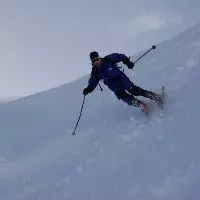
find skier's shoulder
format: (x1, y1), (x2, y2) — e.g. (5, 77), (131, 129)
(90, 66), (100, 80)
(104, 53), (127, 63)
(91, 65), (97, 74)
(103, 53), (119, 59)
(103, 53), (120, 63)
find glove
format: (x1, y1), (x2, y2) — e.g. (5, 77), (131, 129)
(127, 61), (134, 69)
(83, 87), (90, 96)
(122, 57), (134, 69)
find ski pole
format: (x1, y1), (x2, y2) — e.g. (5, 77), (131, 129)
(98, 83), (103, 91)
(72, 95), (86, 135)
(133, 45), (156, 65)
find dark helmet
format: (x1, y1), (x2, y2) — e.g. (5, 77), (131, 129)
(89, 51), (99, 61)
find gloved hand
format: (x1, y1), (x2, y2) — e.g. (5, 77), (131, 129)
(122, 57), (134, 69)
(126, 61), (134, 69)
(83, 87), (90, 96)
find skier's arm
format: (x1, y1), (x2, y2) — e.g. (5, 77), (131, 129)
(83, 71), (99, 96)
(105, 53), (134, 69)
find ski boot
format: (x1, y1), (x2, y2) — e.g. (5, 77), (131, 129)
(132, 98), (148, 114)
(146, 91), (163, 106)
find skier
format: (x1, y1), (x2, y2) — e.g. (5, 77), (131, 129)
(83, 51), (162, 113)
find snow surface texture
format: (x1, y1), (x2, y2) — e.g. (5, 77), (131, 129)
(0, 24), (200, 200)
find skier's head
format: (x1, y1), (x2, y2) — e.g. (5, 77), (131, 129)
(90, 51), (102, 67)
(90, 51), (99, 60)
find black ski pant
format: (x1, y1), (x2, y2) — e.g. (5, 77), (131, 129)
(115, 85), (150, 106)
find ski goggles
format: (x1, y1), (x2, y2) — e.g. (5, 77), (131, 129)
(91, 57), (101, 65)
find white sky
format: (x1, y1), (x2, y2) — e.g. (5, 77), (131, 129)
(0, 0), (200, 98)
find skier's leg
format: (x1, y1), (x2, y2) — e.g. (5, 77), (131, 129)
(119, 73), (155, 99)
(128, 85), (163, 104)
(108, 74), (148, 111)
(128, 85), (148, 97)
(115, 90), (148, 112)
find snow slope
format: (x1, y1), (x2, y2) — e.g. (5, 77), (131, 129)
(0, 24), (200, 200)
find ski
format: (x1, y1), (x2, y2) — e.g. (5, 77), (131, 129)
(146, 86), (166, 116)
(160, 85), (165, 111)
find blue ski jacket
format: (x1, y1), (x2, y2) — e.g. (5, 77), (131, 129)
(87, 53), (133, 93)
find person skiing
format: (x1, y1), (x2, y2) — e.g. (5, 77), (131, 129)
(83, 51), (162, 113)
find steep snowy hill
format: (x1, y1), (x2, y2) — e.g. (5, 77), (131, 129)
(0, 24), (200, 200)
